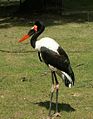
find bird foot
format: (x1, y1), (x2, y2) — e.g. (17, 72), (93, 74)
(54, 112), (61, 117)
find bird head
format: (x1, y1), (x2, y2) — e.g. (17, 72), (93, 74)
(18, 20), (45, 42)
(18, 24), (38, 42)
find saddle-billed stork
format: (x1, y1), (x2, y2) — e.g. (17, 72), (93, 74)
(19, 21), (75, 118)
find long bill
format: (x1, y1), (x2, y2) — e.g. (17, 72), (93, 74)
(18, 34), (30, 42)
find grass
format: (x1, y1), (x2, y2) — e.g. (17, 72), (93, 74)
(0, 13), (93, 119)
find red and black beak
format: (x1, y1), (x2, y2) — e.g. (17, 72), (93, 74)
(18, 25), (38, 42)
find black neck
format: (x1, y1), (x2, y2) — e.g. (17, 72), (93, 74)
(30, 26), (45, 48)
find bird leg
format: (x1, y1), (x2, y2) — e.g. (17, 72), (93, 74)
(48, 72), (55, 118)
(55, 85), (59, 113)
(48, 72), (61, 119)
(54, 86), (61, 117)
(53, 72), (61, 117)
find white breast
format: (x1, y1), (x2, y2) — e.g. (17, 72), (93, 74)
(35, 37), (59, 53)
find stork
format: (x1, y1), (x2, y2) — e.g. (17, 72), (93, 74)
(18, 21), (75, 119)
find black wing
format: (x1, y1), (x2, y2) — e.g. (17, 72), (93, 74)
(40, 46), (69, 71)
(40, 46), (75, 83)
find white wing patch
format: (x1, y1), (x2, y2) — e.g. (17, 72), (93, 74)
(35, 37), (59, 53)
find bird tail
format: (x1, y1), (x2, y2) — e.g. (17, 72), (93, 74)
(56, 70), (75, 88)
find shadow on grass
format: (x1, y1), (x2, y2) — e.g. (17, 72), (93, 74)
(34, 101), (75, 112)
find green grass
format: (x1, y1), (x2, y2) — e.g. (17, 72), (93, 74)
(0, 14), (93, 119)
